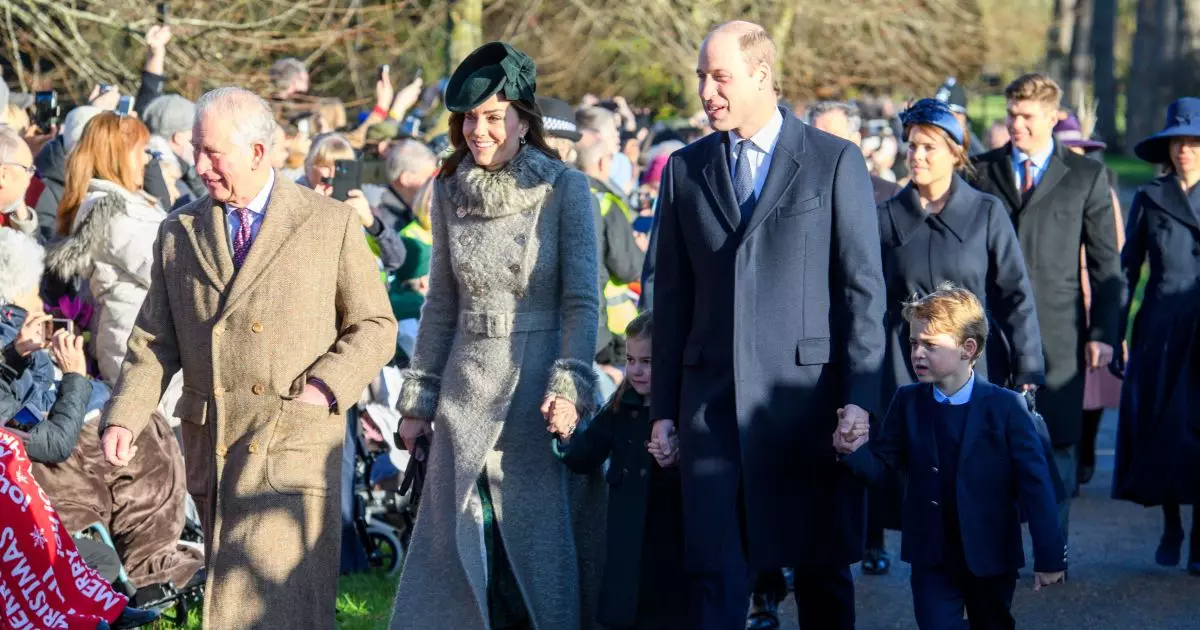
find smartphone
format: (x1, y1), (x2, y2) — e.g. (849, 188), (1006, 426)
(157, 2), (169, 24)
(330, 159), (362, 202)
(33, 91), (59, 133)
(115, 95), (134, 116)
(42, 318), (76, 340)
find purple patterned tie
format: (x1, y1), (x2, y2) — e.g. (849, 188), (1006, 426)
(231, 207), (253, 269)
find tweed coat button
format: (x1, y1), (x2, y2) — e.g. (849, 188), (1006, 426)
(252, 383), (265, 395)
(251, 321), (264, 333)
(509, 264), (521, 274)
(456, 207), (467, 218)
(248, 442), (259, 454)
(515, 234), (526, 246)
(213, 325), (224, 337)
(213, 388), (223, 398)
(217, 446), (228, 457)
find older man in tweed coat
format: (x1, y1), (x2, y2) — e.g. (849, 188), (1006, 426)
(99, 87), (396, 629)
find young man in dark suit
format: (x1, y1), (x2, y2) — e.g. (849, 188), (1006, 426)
(649, 20), (886, 630)
(968, 74), (1123, 553)
(836, 285), (1066, 629)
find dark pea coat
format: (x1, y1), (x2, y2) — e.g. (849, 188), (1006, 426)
(970, 143), (1123, 446)
(1113, 175), (1200, 506)
(651, 109), (887, 571)
(877, 176), (1044, 397)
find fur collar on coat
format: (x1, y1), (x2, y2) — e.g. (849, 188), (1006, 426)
(442, 146), (568, 219)
(46, 179), (163, 282)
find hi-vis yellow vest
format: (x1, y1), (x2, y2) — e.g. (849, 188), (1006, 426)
(597, 191), (639, 336)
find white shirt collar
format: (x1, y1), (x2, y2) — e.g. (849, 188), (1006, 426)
(728, 108), (784, 156)
(933, 371), (975, 406)
(1012, 142), (1054, 169)
(229, 169), (275, 215)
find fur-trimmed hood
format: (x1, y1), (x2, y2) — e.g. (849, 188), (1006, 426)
(46, 179), (164, 282)
(441, 146), (568, 219)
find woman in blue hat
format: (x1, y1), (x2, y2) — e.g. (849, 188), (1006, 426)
(390, 42), (605, 629)
(864, 98), (1046, 574)
(1113, 97), (1200, 575)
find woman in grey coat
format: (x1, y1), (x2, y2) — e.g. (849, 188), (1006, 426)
(390, 42), (602, 629)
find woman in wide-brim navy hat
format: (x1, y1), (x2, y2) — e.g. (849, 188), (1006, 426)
(1114, 97), (1200, 575)
(389, 42), (606, 628)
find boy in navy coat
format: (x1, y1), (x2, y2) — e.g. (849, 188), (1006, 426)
(834, 284), (1065, 629)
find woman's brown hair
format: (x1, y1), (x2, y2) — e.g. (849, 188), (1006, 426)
(440, 98), (559, 177)
(57, 113), (151, 236)
(904, 122), (975, 179)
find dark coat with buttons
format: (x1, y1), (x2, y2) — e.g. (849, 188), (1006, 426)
(844, 379), (1067, 577)
(558, 388), (686, 629)
(877, 177), (1044, 398)
(970, 143), (1124, 447)
(652, 109), (887, 571)
(1113, 175), (1200, 506)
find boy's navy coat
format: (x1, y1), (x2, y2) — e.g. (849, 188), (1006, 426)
(844, 378), (1067, 576)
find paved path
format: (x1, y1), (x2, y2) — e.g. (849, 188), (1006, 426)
(775, 409), (1199, 629)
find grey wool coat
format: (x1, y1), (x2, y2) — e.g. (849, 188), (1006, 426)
(102, 176), (397, 629)
(389, 146), (603, 630)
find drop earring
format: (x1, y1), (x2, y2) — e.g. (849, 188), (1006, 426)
(520, 136), (527, 145)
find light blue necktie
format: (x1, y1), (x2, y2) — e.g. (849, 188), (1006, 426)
(733, 139), (756, 226)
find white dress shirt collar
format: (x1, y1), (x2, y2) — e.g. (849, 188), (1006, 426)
(933, 371), (975, 406)
(728, 108), (785, 159)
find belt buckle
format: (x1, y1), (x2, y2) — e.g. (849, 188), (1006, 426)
(486, 312), (508, 337)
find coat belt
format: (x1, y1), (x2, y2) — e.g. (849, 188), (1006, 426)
(459, 310), (560, 338)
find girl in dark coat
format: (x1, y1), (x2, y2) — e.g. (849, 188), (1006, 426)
(863, 99), (1045, 574)
(549, 311), (687, 630)
(1114, 97), (1200, 575)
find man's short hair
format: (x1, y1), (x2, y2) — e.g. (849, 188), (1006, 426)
(385, 139), (437, 183)
(709, 21), (779, 93)
(0, 229), (45, 305)
(807, 101), (862, 134)
(142, 94), (196, 139)
(575, 138), (611, 173)
(1004, 73), (1062, 108)
(269, 58), (308, 92)
(575, 106), (617, 135)
(901, 282), (989, 361)
(0, 125), (26, 163)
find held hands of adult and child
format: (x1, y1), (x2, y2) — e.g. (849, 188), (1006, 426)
(829, 406), (1065, 591)
(538, 394), (681, 468)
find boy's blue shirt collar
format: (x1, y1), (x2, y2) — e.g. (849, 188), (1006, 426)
(932, 371), (975, 406)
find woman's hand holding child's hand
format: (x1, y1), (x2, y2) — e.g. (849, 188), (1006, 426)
(648, 419), (680, 467)
(541, 396), (578, 441)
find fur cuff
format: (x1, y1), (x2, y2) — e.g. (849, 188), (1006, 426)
(397, 371), (442, 419)
(546, 359), (599, 418)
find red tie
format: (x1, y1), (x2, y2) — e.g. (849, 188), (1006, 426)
(1022, 159), (1035, 194)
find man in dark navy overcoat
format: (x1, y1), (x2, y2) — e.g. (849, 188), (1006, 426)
(649, 20), (887, 630)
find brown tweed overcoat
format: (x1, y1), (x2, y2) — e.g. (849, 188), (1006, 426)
(102, 175), (397, 629)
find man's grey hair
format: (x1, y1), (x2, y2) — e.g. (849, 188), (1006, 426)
(143, 94), (196, 139)
(269, 58), (308, 92)
(807, 101), (862, 135)
(385, 139), (436, 183)
(575, 138), (611, 173)
(576, 106), (618, 134)
(0, 229), (45, 305)
(195, 87), (276, 151)
(0, 125), (25, 163)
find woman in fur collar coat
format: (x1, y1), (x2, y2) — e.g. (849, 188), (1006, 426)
(391, 42), (602, 630)
(46, 113), (166, 384)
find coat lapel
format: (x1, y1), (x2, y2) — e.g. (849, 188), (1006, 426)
(220, 178), (317, 318)
(1023, 144), (1069, 212)
(934, 175), (976, 243)
(990, 146), (1022, 212)
(182, 197), (235, 293)
(701, 133), (742, 233)
(890, 184), (928, 246)
(743, 110), (803, 237)
(1146, 176), (1200, 234)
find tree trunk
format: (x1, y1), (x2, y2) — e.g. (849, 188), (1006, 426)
(1066, 0), (1094, 111)
(1125, 0), (1200, 151)
(447, 0), (483, 76)
(1092, 0), (1119, 146)
(1046, 0), (1077, 87)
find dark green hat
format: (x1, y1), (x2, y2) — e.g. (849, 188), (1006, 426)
(444, 42), (537, 113)
(394, 236), (431, 282)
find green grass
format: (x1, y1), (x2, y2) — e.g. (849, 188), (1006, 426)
(1104, 154), (1157, 187)
(158, 571), (400, 629)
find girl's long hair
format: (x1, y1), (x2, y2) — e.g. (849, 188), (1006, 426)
(57, 113), (150, 236)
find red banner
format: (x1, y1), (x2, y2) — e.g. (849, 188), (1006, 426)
(0, 429), (126, 630)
